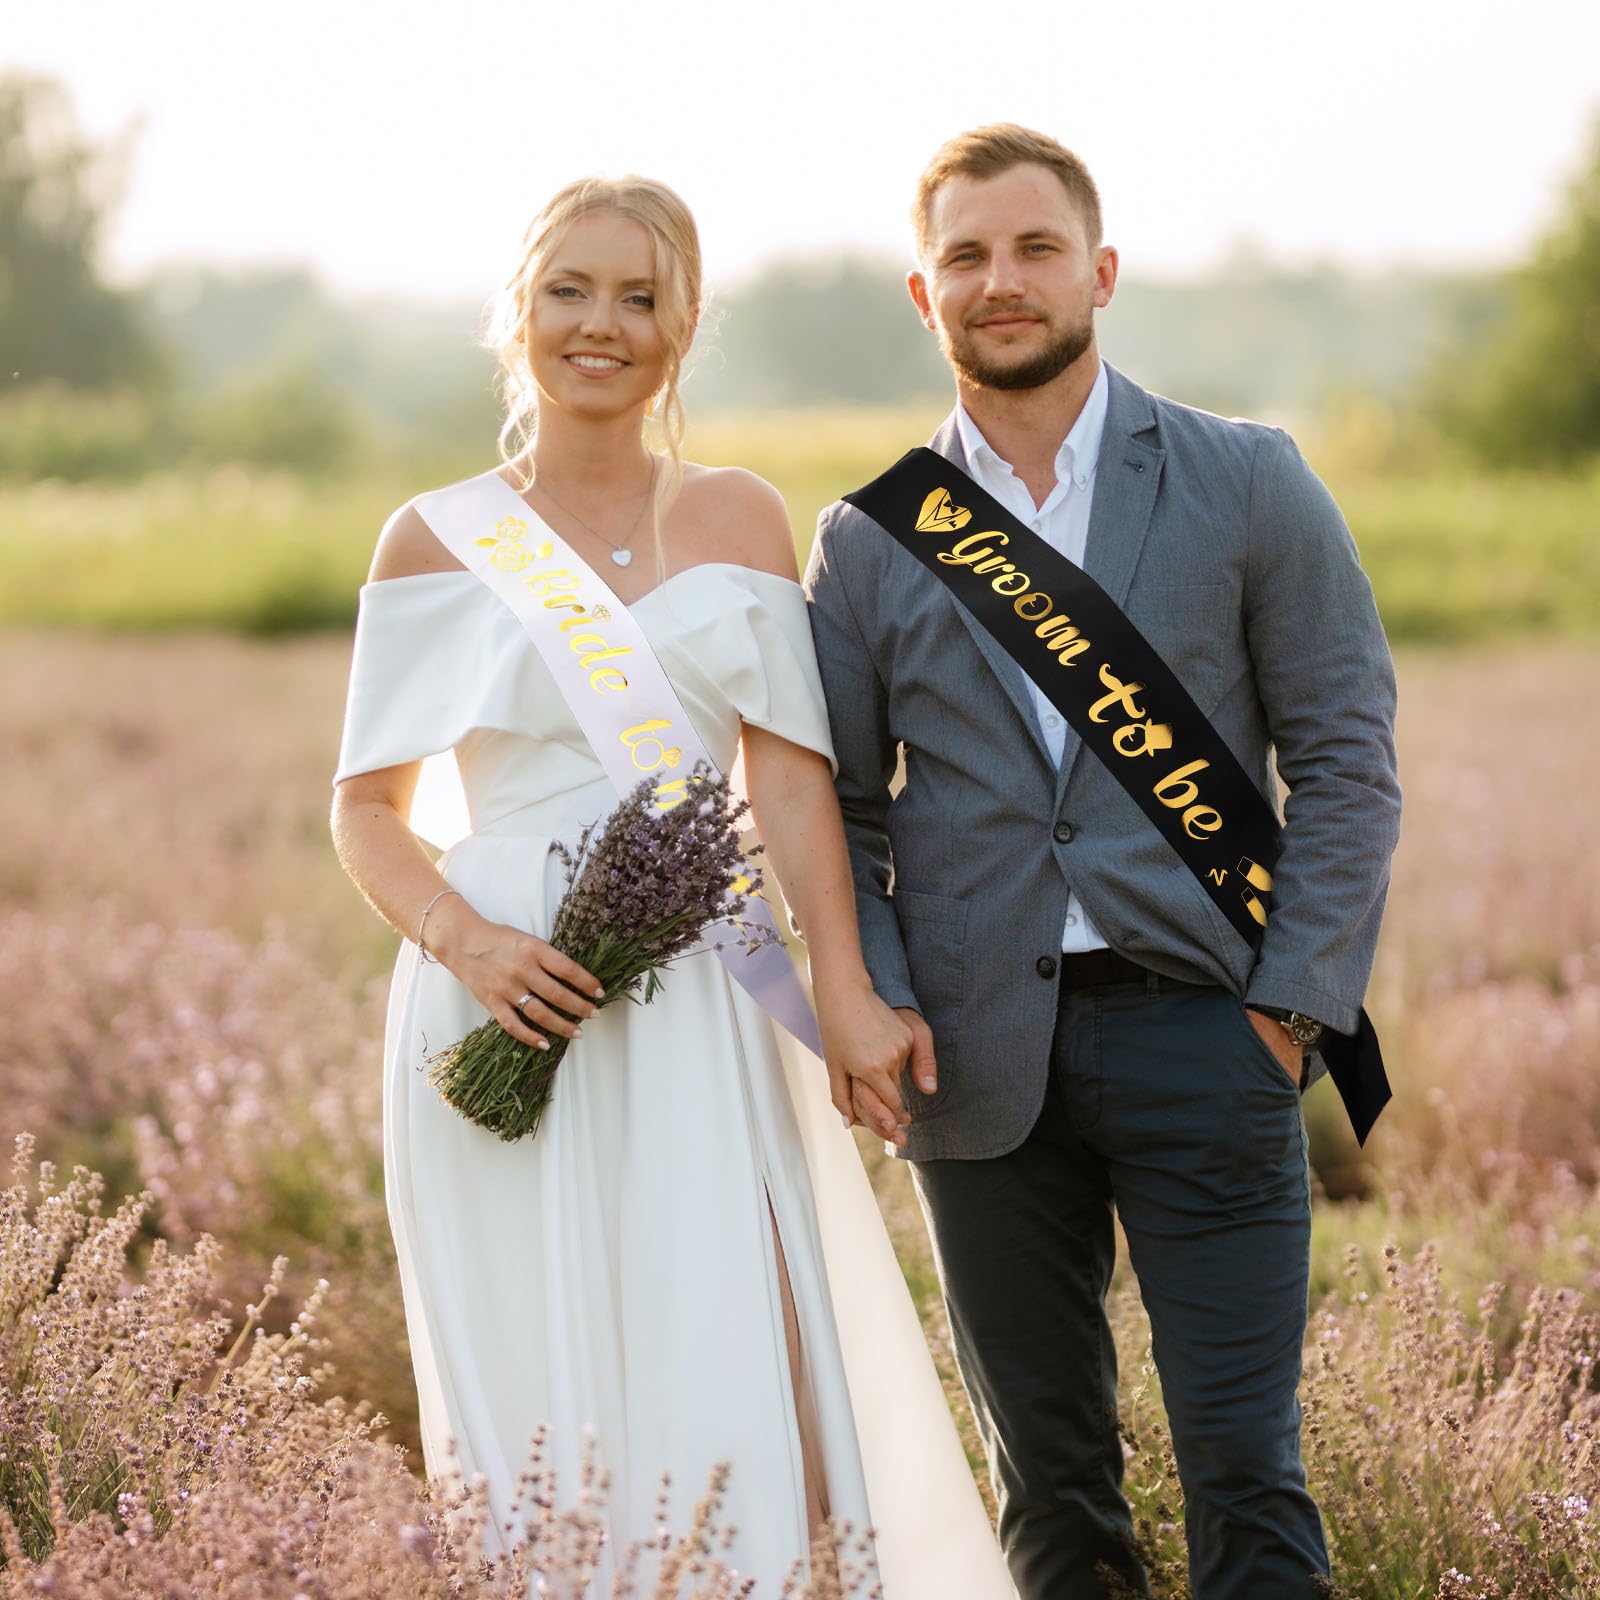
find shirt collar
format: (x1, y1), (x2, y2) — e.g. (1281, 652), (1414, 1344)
(954, 358), (1109, 496)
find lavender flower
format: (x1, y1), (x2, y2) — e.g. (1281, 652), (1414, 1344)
(426, 765), (773, 1142)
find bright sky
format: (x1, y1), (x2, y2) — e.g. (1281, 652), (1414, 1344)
(9, 0), (1600, 302)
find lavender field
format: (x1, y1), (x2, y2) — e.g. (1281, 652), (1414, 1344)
(3, 627), (1599, 1597)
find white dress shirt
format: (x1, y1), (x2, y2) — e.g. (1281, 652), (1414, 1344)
(954, 360), (1110, 954)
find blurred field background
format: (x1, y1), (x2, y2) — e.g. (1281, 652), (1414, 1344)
(4, 56), (1600, 1599)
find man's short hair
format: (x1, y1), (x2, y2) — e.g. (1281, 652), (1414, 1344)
(913, 124), (1103, 258)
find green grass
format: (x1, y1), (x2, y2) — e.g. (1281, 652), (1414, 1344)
(1340, 467), (1600, 644)
(689, 400), (950, 545)
(0, 470), (379, 635)
(2, 410), (1595, 643)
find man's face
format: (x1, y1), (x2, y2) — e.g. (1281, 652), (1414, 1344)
(909, 163), (1117, 392)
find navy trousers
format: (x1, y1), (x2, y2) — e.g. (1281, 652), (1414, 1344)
(911, 973), (1328, 1599)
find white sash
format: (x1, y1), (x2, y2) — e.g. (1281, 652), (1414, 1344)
(413, 470), (824, 1058)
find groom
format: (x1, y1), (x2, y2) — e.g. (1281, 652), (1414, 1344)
(805, 125), (1400, 1598)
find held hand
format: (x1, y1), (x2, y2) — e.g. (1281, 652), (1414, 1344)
(896, 1008), (938, 1098)
(843, 1009), (940, 1150)
(1245, 1007), (1303, 1088)
(819, 982), (914, 1148)
(429, 896), (603, 1050)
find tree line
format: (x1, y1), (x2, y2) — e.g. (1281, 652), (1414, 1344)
(2, 70), (1596, 478)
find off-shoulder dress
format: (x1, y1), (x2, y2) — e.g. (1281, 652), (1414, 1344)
(335, 561), (1014, 1596)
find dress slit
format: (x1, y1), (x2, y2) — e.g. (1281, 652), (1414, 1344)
(767, 1189), (839, 1586)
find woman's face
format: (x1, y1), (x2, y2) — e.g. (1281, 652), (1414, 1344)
(525, 209), (669, 421)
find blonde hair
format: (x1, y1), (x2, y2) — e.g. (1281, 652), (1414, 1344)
(913, 124), (1103, 258)
(486, 175), (702, 576)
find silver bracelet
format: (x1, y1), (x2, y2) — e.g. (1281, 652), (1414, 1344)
(416, 888), (463, 963)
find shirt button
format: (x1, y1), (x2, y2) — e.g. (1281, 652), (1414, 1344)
(1064, 913), (1079, 927)
(1036, 955), (1058, 980)
(1053, 821), (1075, 843)
(1045, 714), (1061, 730)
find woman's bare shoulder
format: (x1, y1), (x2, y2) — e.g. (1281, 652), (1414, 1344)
(678, 463), (798, 582)
(367, 499), (469, 583)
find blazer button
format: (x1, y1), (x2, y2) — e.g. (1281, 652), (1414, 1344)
(1036, 955), (1058, 980)
(1053, 821), (1075, 844)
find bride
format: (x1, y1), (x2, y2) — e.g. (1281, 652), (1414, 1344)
(330, 174), (1013, 1596)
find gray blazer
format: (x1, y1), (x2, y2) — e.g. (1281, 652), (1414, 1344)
(804, 364), (1401, 1161)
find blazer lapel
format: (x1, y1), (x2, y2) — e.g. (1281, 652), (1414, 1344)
(925, 415), (1056, 769)
(1056, 364), (1165, 801)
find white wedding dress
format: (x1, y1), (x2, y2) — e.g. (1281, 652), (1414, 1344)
(335, 561), (1014, 1597)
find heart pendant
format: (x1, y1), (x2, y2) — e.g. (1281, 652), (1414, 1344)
(610, 549), (634, 568)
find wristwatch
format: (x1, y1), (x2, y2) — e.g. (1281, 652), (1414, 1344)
(1250, 1005), (1324, 1048)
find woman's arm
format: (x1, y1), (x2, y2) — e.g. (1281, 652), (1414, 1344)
(329, 502), (602, 1047)
(330, 766), (602, 1049)
(691, 468), (919, 1141)
(742, 724), (918, 1146)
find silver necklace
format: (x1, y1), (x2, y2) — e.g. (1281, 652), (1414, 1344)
(533, 456), (657, 568)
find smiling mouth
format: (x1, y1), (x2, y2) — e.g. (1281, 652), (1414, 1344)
(566, 354), (627, 372)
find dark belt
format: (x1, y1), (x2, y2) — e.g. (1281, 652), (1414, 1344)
(1057, 948), (1150, 989)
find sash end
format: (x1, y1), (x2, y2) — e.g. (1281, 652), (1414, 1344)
(1320, 1007), (1391, 1146)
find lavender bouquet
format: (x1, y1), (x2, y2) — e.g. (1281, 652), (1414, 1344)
(426, 765), (769, 1142)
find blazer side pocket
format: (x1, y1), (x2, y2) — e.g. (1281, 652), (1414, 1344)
(892, 888), (967, 1111)
(892, 888), (967, 1010)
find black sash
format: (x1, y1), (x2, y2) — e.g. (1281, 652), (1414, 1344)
(844, 447), (1390, 1144)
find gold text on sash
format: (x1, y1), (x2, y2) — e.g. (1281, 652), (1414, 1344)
(481, 528), (691, 812)
(922, 487), (1259, 895)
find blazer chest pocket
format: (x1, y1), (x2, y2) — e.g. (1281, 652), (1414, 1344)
(1124, 582), (1230, 711)
(892, 888), (967, 1013)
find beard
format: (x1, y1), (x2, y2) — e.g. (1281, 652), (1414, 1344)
(940, 306), (1094, 392)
